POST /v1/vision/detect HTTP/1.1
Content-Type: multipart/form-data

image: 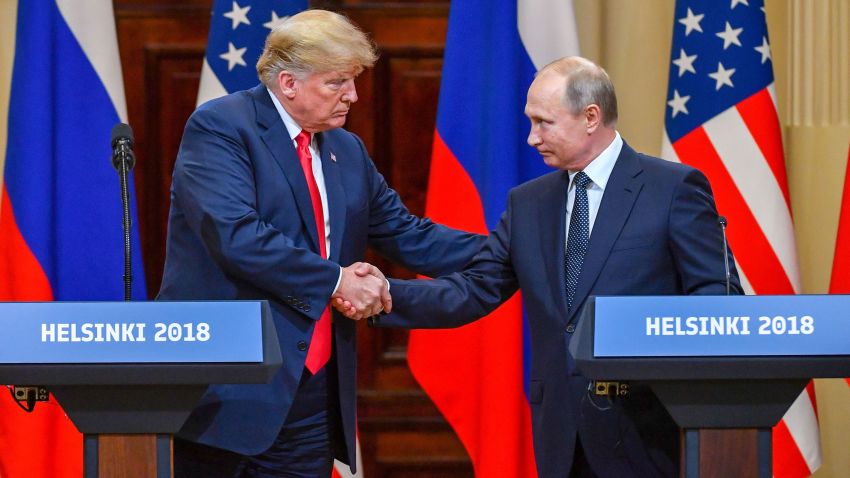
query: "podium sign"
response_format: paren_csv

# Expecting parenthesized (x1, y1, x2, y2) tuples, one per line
(594, 295, 850, 357)
(0, 300, 281, 478)
(0, 301, 263, 363)
(571, 295, 850, 478)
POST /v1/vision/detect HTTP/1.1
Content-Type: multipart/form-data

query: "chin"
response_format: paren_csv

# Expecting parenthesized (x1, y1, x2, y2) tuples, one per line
(327, 118, 347, 129)
(542, 157, 561, 169)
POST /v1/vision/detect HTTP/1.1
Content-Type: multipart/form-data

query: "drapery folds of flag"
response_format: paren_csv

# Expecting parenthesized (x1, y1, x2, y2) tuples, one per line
(408, 1, 578, 476)
(0, 0, 146, 477)
(661, 1, 821, 476)
(198, 2, 362, 476)
(829, 145, 850, 295)
(829, 145, 850, 389)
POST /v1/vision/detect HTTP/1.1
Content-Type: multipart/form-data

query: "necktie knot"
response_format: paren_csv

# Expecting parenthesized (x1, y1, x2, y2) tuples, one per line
(573, 171, 592, 190)
(295, 130, 312, 152)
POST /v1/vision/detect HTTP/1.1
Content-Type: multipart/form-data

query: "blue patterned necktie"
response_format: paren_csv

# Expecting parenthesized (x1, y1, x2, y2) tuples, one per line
(565, 172, 592, 311)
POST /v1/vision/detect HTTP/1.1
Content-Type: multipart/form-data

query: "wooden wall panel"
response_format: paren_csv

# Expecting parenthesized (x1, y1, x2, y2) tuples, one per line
(343, 5, 472, 475)
(116, 1, 211, 294)
(115, 0, 471, 476)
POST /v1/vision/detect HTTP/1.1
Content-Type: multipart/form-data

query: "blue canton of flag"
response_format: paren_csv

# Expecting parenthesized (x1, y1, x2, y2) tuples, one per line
(200, 0, 307, 104)
(665, 0, 774, 142)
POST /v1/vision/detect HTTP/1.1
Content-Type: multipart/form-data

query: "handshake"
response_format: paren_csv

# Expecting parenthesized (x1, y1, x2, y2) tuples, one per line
(331, 262, 392, 320)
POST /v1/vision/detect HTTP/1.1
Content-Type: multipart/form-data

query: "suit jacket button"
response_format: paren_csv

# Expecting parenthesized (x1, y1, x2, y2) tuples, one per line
(297, 340, 307, 351)
(566, 324, 576, 333)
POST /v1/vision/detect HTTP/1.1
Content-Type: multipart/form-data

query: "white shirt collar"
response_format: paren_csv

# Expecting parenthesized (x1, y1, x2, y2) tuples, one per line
(569, 131, 623, 191)
(267, 88, 313, 146)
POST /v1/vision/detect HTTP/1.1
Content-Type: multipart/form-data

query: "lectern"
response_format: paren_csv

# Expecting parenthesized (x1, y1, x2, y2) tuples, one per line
(0, 301, 281, 478)
(570, 295, 850, 478)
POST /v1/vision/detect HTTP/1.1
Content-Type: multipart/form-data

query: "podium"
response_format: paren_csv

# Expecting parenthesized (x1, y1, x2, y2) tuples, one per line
(0, 301, 282, 478)
(570, 295, 850, 478)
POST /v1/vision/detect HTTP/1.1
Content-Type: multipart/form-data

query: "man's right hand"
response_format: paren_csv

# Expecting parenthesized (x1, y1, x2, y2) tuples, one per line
(332, 262, 391, 320)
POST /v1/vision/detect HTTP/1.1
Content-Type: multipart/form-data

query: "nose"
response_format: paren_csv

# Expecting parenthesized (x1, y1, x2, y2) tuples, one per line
(342, 80, 358, 104)
(527, 127, 541, 147)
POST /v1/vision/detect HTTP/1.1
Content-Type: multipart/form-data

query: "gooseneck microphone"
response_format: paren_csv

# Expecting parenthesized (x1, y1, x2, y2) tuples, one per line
(718, 215, 731, 295)
(111, 123, 136, 171)
(110, 123, 136, 301)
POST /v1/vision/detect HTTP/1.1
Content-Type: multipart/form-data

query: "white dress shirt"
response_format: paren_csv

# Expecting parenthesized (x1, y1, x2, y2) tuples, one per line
(565, 132, 623, 244)
(268, 89, 332, 256)
(268, 89, 345, 293)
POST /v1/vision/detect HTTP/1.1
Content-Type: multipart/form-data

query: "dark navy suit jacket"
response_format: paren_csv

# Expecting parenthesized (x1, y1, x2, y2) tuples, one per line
(157, 84, 483, 469)
(372, 143, 742, 478)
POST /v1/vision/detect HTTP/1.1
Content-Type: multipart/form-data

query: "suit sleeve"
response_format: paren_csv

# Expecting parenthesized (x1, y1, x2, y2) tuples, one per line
(171, 107, 339, 321)
(668, 168, 743, 295)
(352, 136, 485, 277)
(372, 201, 520, 329)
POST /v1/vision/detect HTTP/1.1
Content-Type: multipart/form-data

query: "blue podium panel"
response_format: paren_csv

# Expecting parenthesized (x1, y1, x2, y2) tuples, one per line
(0, 301, 263, 363)
(593, 295, 850, 358)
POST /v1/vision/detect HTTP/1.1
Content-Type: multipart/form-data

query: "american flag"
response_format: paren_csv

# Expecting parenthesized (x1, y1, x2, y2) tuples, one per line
(661, 0, 821, 476)
(198, 0, 305, 105)
(197, 2, 363, 477)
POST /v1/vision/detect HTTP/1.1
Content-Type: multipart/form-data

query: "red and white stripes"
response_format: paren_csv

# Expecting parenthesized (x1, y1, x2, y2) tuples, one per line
(662, 85, 822, 477)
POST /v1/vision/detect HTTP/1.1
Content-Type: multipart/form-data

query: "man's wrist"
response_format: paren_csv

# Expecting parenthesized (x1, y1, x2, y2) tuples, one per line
(333, 266, 343, 295)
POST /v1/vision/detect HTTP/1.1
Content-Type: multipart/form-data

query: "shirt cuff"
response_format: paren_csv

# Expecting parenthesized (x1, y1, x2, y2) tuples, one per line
(333, 267, 343, 295)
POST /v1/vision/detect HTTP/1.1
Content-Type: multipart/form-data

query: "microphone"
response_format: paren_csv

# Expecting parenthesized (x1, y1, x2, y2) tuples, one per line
(718, 216, 731, 295)
(110, 123, 136, 301)
(111, 123, 136, 171)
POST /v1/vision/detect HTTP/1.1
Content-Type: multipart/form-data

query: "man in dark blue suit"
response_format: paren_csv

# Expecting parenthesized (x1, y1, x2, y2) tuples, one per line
(366, 57, 743, 477)
(158, 10, 483, 478)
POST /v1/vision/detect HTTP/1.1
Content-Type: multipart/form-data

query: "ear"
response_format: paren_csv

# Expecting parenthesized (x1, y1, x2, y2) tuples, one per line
(277, 71, 298, 99)
(584, 104, 602, 134)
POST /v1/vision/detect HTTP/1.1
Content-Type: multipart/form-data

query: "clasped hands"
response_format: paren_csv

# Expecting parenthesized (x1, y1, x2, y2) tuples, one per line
(331, 262, 391, 320)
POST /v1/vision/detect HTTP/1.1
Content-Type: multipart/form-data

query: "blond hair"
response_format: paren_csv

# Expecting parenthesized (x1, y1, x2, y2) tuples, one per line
(538, 56, 618, 127)
(256, 9, 378, 87)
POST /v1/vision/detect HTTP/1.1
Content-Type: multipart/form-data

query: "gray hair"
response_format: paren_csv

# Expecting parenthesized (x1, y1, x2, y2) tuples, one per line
(539, 57, 618, 127)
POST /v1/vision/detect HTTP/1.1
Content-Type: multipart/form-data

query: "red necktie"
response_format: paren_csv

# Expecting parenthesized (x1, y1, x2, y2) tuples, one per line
(295, 130, 331, 373)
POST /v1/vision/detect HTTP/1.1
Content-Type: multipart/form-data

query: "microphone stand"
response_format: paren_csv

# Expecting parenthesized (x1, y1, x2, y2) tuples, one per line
(718, 216, 730, 296)
(111, 124, 136, 302)
(118, 153, 132, 302)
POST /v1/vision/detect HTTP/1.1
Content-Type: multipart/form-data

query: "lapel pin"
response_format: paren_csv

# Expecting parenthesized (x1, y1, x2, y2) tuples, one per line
(330, 152, 337, 163)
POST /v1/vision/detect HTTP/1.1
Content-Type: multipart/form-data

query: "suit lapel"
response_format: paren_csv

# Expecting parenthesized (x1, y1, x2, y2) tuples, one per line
(253, 86, 320, 253)
(539, 171, 571, 323)
(317, 133, 346, 262)
(567, 143, 644, 323)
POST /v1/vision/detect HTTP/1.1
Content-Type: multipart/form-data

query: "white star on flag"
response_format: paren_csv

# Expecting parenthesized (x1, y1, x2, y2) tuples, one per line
(678, 8, 704, 36)
(667, 90, 690, 117)
(731, 0, 749, 8)
(708, 62, 736, 90)
(716, 21, 744, 49)
(672, 48, 697, 77)
(223, 1, 251, 30)
(754, 36, 772, 64)
(264, 11, 287, 30)
(219, 42, 247, 71)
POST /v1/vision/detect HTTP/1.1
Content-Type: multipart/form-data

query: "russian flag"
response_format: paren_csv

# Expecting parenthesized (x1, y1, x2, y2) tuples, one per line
(0, 1, 146, 476)
(407, 1, 578, 476)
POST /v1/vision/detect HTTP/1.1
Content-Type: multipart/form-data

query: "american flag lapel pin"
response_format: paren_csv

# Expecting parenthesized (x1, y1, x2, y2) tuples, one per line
(330, 151, 337, 162)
